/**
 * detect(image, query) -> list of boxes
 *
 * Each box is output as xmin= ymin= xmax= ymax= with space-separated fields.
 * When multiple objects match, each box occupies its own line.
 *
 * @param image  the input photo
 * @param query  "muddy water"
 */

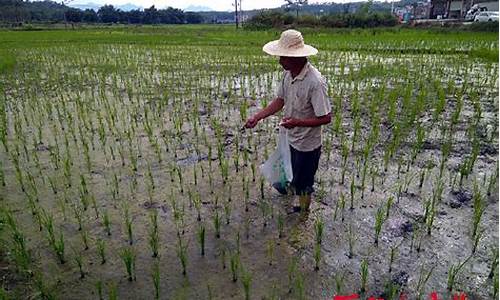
xmin=0 ymin=45 xmax=498 ymax=300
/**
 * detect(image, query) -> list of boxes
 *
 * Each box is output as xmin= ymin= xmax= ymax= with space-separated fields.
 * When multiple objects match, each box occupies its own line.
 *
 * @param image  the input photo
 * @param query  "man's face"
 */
xmin=279 ymin=56 xmax=293 ymax=70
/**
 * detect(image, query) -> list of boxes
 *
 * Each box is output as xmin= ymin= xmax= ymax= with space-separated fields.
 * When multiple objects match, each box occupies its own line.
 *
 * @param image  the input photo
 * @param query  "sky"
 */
xmin=68 ymin=0 xmax=362 ymax=11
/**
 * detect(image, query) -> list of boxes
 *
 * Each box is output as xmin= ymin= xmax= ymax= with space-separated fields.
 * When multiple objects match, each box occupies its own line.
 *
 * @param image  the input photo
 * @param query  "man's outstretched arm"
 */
xmin=280 ymin=113 xmax=331 ymax=128
xmin=245 ymin=97 xmax=285 ymax=128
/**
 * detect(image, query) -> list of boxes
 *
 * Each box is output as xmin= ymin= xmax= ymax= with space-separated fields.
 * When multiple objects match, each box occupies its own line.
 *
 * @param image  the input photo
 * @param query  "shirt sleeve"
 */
xmin=310 ymin=77 xmax=331 ymax=117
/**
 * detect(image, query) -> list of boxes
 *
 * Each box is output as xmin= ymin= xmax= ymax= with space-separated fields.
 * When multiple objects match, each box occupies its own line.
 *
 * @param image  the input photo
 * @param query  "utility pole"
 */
xmin=234 ymin=0 xmax=242 ymax=28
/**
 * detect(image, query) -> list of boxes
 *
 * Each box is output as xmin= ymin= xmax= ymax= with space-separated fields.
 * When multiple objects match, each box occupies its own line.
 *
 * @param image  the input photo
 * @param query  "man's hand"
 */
xmin=280 ymin=117 xmax=301 ymax=129
xmin=244 ymin=116 xmax=260 ymax=128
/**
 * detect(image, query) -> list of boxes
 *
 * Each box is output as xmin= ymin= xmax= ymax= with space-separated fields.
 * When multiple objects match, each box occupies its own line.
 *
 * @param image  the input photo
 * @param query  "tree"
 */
xmin=82 ymin=9 xmax=98 ymax=22
xmin=65 ymin=8 xmax=82 ymax=22
xmin=143 ymin=5 xmax=159 ymax=24
xmin=185 ymin=12 xmax=203 ymax=24
xmin=285 ymin=0 xmax=308 ymax=18
xmin=97 ymin=5 xmax=119 ymax=23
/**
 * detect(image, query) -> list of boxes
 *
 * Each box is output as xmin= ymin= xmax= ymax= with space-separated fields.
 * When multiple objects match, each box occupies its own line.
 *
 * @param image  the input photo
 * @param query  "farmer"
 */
xmin=244 ymin=29 xmax=331 ymax=212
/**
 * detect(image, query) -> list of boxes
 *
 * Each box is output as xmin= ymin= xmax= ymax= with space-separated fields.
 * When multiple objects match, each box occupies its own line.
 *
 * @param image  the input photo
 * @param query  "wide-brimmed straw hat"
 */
xmin=263 ymin=29 xmax=318 ymax=57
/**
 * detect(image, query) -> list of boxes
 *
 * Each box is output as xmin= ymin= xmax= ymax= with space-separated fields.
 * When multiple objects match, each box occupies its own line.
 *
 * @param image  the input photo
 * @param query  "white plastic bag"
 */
xmin=260 ymin=127 xmax=293 ymax=186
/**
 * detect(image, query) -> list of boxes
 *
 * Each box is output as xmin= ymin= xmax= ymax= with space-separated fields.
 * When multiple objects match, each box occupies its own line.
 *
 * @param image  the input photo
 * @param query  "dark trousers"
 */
xmin=290 ymin=145 xmax=321 ymax=196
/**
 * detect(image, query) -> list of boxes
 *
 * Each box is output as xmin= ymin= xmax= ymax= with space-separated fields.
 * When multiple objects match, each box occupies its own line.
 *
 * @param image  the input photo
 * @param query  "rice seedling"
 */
xmin=277 ymin=213 xmax=284 ymax=238
xmin=347 ymin=223 xmax=355 ymax=259
xmin=236 ymin=231 xmax=241 ymax=255
xmin=108 ymin=281 xmax=118 ymax=300
xmin=54 ymin=231 xmax=66 ymax=264
xmin=213 ymin=209 xmax=221 ymax=239
xmin=493 ymin=267 xmax=499 ymax=300
xmin=415 ymin=264 xmax=435 ymax=300
xmin=293 ymin=272 xmax=305 ymax=300
xmin=73 ymin=249 xmax=85 ymax=279
xmin=102 ymin=210 xmax=111 ymax=236
xmin=287 ymin=256 xmax=298 ymax=293
xmin=447 ymin=255 xmax=472 ymax=291
xmin=383 ymin=280 xmax=400 ymax=300
xmin=314 ymin=216 xmax=324 ymax=245
xmin=96 ymin=280 xmax=103 ymax=300
xmin=193 ymin=192 xmax=202 ymax=221
xmin=73 ymin=205 xmax=84 ymax=231
xmin=148 ymin=210 xmax=159 ymax=257
xmin=349 ymin=176 xmax=355 ymax=210
xmin=152 ymin=261 xmax=160 ymax=300
xmin=360 ymin=259 xmax=368 ymax=294
xmin=388 ymin=244 xmax=399 ymax=273
xmin=334 ymin=272 xmax=345 ymax=295
xmin=486 ymin=161 xmax=498 ymax=197
xmin=120 ymin=246 xmax=136 ymax=281
xmin=267 ymin=239 xmax=274 ymax=266
xmin=418 ymin=167 xmax=426 ymax=191
xmin=313 ymin=242 xmax=321 ymax=271
xmin=385 ymin=196 xmax=393 ymax=219
xmin=224 ymin=200 xmax=231 ymax=225
xmin=425 ymin=198 xmax=436 ymax=236
xmin=2 ymin=208 xmax=32 ymax=275
xmin=123 ymin=206 xmax=134 ymax=245
xmin=374 ymin=205 xmax=385 ymax=246
xmin=176 ymin=236 xmax=188 ymax=276
xmin=33 ymin=271 xmax=56 ymax=300
xmin=472 ymin=227 xmax=484 ymax=254
xmin=96 ymin=239 xmax=106 ymax=264
xmin=220 ymin=247 xmax=226 ymax=270
xmin=471 ymin=180 xmax=485 ymax=240
xmin=489 ymin=246 xmax=499 ymax=279
xmin=240 ymin=265 xmax=252 ymax=300
xmin=80 ymin=229 xmax=89 ymax=250
xmin=197 ymin=223 xmax=205 ymax=256
xmin=259 ymin=199 xmax=270 ymax=228
xmin=230 ymin=251 xmax=240 ymax=282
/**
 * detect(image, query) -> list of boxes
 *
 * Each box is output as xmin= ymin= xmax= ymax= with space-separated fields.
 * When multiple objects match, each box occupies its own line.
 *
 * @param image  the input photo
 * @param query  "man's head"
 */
xmin=279 ymin=56 xmax=307 ymax=71
xmin=263 ymin=29 xmax=318 ymax=58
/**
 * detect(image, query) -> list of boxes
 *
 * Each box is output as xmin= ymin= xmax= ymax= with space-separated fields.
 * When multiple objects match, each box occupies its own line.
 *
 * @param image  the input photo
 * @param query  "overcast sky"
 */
xmin=69 ymin=0 xmax=370 ymax=11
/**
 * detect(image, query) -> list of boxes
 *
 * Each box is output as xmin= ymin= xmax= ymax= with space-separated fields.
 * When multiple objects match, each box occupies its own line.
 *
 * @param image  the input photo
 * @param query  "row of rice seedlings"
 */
xmin=1 ymin=208 xmax=32 ymax=276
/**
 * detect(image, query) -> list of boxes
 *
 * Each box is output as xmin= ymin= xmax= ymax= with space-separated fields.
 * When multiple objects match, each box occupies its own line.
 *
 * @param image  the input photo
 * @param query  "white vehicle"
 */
xmin=474 ymin=11 xmax=499 ymax=22
xmin=465 ymin=4 xmax=488 ymax=21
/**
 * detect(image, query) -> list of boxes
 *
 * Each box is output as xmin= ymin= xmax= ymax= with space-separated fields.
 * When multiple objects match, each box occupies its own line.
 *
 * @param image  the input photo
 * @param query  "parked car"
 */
xmin=465 ymin=4 xmax=488 ymax=21
xmin=474 ymin=11 xmax=499 ymax=22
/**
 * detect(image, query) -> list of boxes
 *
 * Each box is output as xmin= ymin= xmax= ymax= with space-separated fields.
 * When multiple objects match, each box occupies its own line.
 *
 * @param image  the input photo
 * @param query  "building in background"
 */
xmin=430 ymin=0 xmax=498 ymax=18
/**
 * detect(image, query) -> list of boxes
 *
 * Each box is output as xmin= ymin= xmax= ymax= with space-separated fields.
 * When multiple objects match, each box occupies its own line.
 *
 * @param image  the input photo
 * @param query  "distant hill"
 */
xmin=184 ymin=5 xmax=214 ymax=12
xmin=69 ymin=2 xmax=143 ymax=11
xmin=69 ymin=2 xmax=100 ymax=11
xmin=117 ymin=3 xmax=142 ymax=11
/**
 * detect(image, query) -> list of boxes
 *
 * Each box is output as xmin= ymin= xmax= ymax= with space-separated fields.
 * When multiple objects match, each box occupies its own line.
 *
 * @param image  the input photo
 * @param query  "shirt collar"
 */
xmin=291 ymin=62 xmax=310 ymax=83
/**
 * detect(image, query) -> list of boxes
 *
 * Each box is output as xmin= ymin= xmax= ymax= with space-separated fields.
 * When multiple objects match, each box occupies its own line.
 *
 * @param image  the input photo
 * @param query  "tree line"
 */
xmin=0 ymin=0 xmax=204 ymax=25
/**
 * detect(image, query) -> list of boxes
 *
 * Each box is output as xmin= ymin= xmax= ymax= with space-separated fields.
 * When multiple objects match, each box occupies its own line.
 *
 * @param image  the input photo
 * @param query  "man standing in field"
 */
xmin=245 ymin=29 xmax=332 ymax=212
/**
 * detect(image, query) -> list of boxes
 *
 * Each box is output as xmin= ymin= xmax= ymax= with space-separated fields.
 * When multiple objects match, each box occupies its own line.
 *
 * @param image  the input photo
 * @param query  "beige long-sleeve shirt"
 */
xmin=276 ymin=62 xmax=331 ymax=152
